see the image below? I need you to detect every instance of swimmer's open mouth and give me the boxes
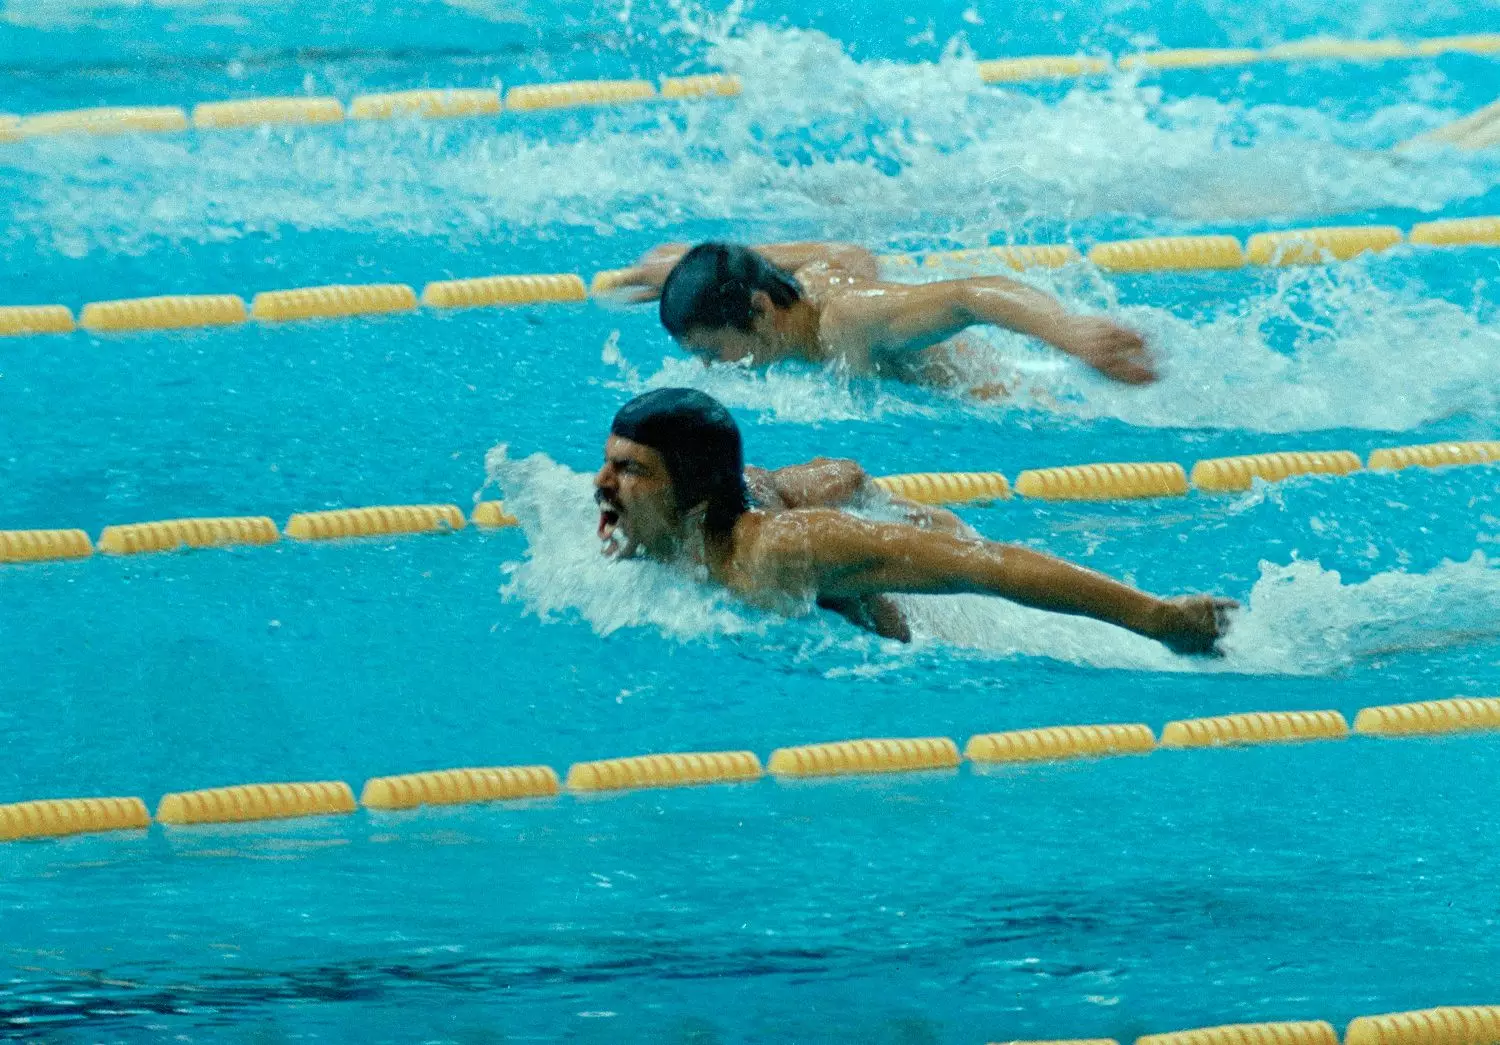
[598,506,621,541]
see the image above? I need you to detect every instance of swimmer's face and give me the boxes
[678,295,782,365]
[679,325,773,365]
[594,435,681,559]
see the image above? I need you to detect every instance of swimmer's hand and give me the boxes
[604,243,691,304]
[1152,595,1238,655]
[1057,317,1158,385]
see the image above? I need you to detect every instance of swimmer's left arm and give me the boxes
[757,510,1232,653]
[751,458,971,535]
[828,278,1157,385]
[610,241,880,302]
[756,458,870,508]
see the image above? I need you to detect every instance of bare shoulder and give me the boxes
[738,508,886,571]
[733,508,843,568]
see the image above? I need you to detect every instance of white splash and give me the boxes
[483,445,770,640]
[483,451,1500,675]
[8,26,1496,256]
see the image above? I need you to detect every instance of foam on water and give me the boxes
[485,449,1500,675]
[6,25,1496,259]
[950,259,1500,432]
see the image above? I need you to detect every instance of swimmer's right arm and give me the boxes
[747,243,880,279]
[609,241,880,301]
[758,510,1233,653]
[829,276,1158,385]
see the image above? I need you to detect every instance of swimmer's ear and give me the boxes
[748,290,777,328]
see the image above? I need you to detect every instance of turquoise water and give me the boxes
[3,0,1500,1040]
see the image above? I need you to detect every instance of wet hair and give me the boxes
[610,388,751,539]
[658,243,803,338]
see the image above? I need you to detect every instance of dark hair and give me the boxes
[610,387,751,539]
[658,243,803,338]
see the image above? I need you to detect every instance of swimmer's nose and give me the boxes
[593,462,615,494]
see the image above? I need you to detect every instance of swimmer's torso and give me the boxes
[793,262,977,386]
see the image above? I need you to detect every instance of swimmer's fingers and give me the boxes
[1063,318,1158,385]
[1157,594,1238,656]
[591,280,662,310]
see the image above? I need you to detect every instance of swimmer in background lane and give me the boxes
[593,387,1235,653]
[1397,99,1500,152]
[605,240,1157,394]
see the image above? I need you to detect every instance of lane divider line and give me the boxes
[1346,1006,1500,1045]
[1409,217,1500,246]
[17,105,188,136]
[349,88,503,121]
[471,501,520,528]
[0,304,74,336]
[421,273,586,309]
[1353,697,1500,737]
[966,723,1155,763]
[1189,450,1363,493]
[5,217,1499,337]
[98,516,279,555]
[566,751,764,792]
[504,78,655,112]
[1013,462,1189,501]
[4,33,1496,141]
[1138,1022,1340,1045]
[1159,710,1350,748]
[80,294,247,333]
[360,766,560,809]
[284,504,466,540]
[0,797,149,841]
[251,283,417,322]
[872,471,1012,504]
[659,74,743,99]
[0,528,93,563]
[2,698,1496,839]
[156,781,357,825]
[768,737,961,778]
[1089,235,1246,272]
[4,436,1498,565]
[1368,440,1500,471]
[193,96,345,130]
[1245,225,1404,265]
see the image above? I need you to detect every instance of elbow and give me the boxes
[822,458,871,498]
[954,283,985,326]
[833,245,881,279]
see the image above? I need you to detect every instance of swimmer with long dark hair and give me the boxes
[606,241,1156,393]
[595,387,1234,652]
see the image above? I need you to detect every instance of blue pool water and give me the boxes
[3,0,1500,1040]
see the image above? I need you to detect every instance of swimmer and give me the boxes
[605,241,1157,392]
[1398,99,1500,151]
[594,387,1235,653]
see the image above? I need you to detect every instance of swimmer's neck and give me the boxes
[770,299,825,362]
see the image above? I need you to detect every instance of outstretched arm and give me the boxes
[758,510,1231,653]
[826,276,1157,385]
[1396,99,1500,151]
[602,241,880,303]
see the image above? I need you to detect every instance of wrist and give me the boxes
[1135,596,1173,640]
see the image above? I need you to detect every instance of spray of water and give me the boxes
[9,26,1495,256]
